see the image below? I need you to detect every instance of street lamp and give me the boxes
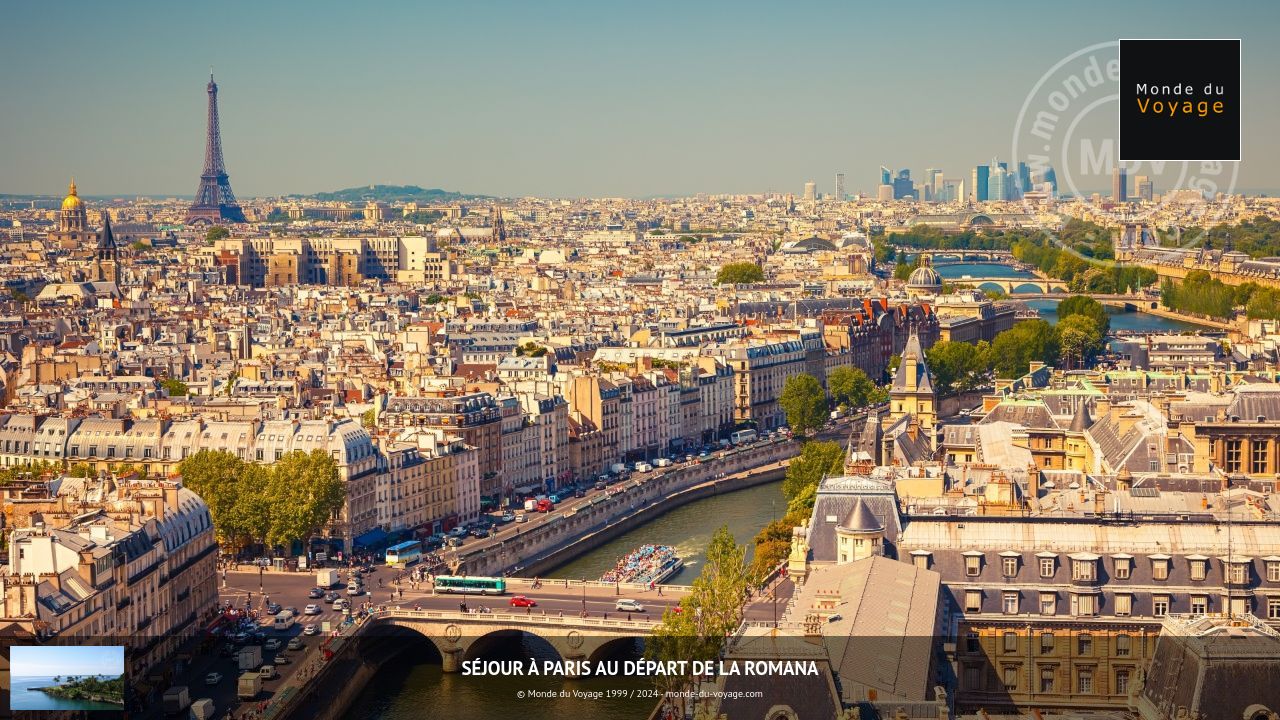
[581,577,586,616]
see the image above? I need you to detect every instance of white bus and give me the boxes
[730,429,758,445]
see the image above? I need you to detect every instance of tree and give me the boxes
[1057,295,1111,336]
[990,320,1060,378]
[647,525,750,719]
[160,378,189,397]
[1057,314,1104,369]
[205,226,230,243]
[781,441,845,513]
[827,367,878,410]
[714,262,764,285]
[178,450,252,548]
[778,374,827,435]
[361,409,376,429]
[926,341,991,395]
[424,294,444,305]
[264,450,345,548]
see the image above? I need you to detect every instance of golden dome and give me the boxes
[61,179,83,210]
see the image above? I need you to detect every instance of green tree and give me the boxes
[714,262,764,285]
[647,526,750,718]
[179,450,252,547]
[990,320,1060,378]
[205,226,230,243]
[926,340,992,394]
[1057,314,1104,369]
[827,367,878,410]
[425,293,444,305]
[264,450,345,548]
[778,373,828,435]
[160,378,189,397]
[781,441,845,513]
[69,463,95,478]
[361,409,376,428]
[1057,295,1111,336]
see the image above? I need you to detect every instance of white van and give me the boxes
[273,611,294,631]
[346,581,364,596]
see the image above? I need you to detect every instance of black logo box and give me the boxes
[1119,39,1241,162]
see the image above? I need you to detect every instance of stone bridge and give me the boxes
[891,247,1014,262]
[356,609,657,675]
[947,277,1070,294]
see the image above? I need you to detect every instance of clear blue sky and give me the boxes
[1,0,1276,198]
[10,645,124,678]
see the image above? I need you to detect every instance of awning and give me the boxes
[353,527,388,548]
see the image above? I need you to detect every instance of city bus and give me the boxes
[433,576,507,595]
[385,540,423,567]
[730,429,758,445]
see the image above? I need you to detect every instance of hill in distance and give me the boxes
[298,185,490,203]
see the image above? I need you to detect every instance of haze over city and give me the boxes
[2,0,1278,198]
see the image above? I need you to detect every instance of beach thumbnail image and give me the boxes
[9,645,125,711]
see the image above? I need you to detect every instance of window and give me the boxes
[1115,594,1133,617]
[913,554,929,570]
[1072,560,1095,581]
[1231,596,1249,616]
[1003,591,1020,614]
[1002,665,1020,691]
[1114,558,1131,579]
[1039,666,1055,693]
[1154,595,1170,617]
[1190,596,1208,614]
[965,590,982,612]
[1071,593,1096,617]
[1039,557,1055,578]
[1116,633,1132,657]
[1040,592,1057,616]
[1115,669,1130,694]
[1228,563,1249,584]
[1226,439,1243,472]
[965,555,982,577]
[1152,559,1169,580]
[1267,597,1280,620]
[963,665,982,690]
[1190,559,1207,581]
[1078,633,1093,656]
[1268,561,1280,583]
[1077,667,1094,694]
[965,632,980,653]
[1002,556,1019,577]
[1040,632,1055,654]
[1003,631,1019,652]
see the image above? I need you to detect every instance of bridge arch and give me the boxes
[464,628,565,664]
[1012,282,1046,294]
[978,281,1009,294]
[587,636,644,665]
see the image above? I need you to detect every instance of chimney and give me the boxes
[77,549,95,586]
[1095,397,1111,420]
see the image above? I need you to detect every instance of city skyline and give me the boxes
[1,0,1277,199]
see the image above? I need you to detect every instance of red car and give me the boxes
[509,595,537,608]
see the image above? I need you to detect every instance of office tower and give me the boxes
[892,169,914,200]
[1043,166,1058,193]
[1135,175,1154,201]
[988,165,1008,202]
[930,171,945,200]
[880,166,892,186]
[1017,162,1031,197]
[803,182,817,203]
[877,184,895,202]
[835,173,845,201]
[1112,167,1127,202]
[971,165,990,202]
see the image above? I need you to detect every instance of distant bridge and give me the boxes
[892,248,1014,263]
[948,277,1071,294]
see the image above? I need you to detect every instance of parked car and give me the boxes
[264,639,282,651]
[274,654,290,666]
[266,602,282,615]
[509,595,537,608]
[205,672,223,686]
[615,599,644,612]
[324,592,339,604]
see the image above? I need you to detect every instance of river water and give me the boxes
[343,480,785,720]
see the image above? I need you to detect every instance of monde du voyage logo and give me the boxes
[1120,39,1241,162]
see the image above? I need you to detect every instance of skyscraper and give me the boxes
[988,165,1008,202]
[1017,162,1031,197]
[892,169,914,200]
[1043,166,1058,193]
[1112,167,1127,202]
[803,181,817,203]
[880,166,892,187]
[1135,175,1154,201]
[835,173,845,201]
[971,165,990,202]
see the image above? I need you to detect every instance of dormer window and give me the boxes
[963,551,983,577]
[1151,554,1171,581]
[1188,555,1209,581]
[1070,553,1099,581]
[1000,552,1020,578]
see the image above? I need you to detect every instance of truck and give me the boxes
[634,462,653,473]
[610,462,628,475]
[523,498,537,512]
[317,568,340,588]
[655,458,671,468]
[163,686,191,716]
[189,698,215,720]
[237,672,262,700]
[535,498,553,512]
[237,646,263,672]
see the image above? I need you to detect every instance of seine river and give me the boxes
[343,480,785,720]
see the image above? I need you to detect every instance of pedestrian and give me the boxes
[627,613,631,621]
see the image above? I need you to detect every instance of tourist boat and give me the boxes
[600,544,683,585]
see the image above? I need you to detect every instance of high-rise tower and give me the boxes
[185,73,246,225]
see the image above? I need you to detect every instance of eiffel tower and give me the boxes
[185,72,246,225]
